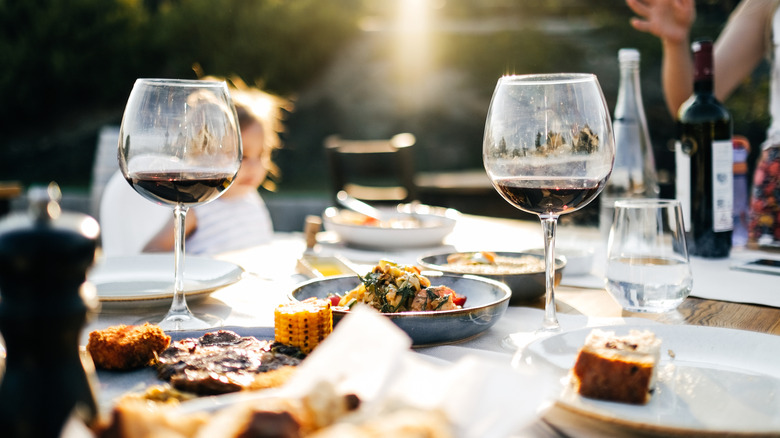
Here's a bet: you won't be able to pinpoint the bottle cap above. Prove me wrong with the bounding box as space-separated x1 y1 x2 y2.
618 48 640 63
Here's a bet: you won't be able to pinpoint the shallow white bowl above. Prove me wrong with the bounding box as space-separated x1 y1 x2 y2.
322 204 459 249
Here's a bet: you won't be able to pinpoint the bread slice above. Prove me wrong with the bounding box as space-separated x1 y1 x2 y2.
571 329 661 404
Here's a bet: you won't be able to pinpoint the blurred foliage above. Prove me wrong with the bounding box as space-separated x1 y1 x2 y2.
1 0 361 187
1 0 359 129
0 0 768 199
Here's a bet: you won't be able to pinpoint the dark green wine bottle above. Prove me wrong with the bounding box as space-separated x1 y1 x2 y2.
676 39 733 258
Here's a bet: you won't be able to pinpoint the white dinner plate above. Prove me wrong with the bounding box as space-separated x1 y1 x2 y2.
519 324 780 436
88 254 244 309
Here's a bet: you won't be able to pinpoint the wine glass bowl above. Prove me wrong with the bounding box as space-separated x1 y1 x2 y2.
483 73 615 343
118 78 242 331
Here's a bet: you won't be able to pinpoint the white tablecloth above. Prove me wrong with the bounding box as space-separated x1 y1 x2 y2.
81 224 780 438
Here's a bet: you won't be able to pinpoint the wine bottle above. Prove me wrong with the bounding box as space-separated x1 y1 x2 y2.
599 48 659 240
676 39 733 258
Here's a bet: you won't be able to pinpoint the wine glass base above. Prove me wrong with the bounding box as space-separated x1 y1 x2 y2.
501 325 562 351
136 311 222 332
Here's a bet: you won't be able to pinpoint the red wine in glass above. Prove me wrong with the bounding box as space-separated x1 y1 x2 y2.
127 171 234 207
494 177 608 216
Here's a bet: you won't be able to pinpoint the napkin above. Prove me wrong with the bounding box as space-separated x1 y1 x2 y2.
686 249 780 307
282 305 413 402
282 306 556 438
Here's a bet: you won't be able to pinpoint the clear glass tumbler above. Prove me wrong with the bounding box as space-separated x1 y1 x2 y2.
605 199 693 312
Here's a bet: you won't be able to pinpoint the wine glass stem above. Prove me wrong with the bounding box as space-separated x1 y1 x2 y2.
540 215 560 331
169 204 191 317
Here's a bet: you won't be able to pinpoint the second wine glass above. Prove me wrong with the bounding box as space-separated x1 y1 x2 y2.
118 78 242 331
483 73 615 347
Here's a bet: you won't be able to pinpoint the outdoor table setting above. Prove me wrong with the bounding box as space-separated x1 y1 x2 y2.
3 75 780 438
76 208 780 437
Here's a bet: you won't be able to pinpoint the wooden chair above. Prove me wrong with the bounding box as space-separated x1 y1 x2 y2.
324 133 417 205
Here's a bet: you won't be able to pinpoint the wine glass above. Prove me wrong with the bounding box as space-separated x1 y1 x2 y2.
483 73 615 348
118 78 242 331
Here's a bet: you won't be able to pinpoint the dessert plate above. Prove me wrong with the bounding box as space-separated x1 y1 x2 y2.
89 254 244 309
518 324 780 436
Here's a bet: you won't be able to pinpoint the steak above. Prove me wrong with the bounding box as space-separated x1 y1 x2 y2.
156 330 305 395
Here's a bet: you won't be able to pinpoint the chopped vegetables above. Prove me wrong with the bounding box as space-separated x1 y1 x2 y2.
337 260 465 313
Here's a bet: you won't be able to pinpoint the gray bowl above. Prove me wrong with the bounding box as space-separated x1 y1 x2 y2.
417 251 566 305
289 273 511 346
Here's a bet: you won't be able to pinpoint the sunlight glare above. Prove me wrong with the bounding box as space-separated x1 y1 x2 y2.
396 0 432 108
398 0 428 33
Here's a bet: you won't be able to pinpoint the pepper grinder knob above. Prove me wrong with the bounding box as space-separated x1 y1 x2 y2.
28 182 62 224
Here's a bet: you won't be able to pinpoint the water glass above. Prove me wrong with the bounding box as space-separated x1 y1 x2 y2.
605 199 692 312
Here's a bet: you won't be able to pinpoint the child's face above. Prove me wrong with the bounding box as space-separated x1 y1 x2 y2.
224 122 267 198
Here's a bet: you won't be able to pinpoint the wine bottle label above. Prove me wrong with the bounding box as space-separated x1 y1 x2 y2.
675 141 692 232
712 139 734 232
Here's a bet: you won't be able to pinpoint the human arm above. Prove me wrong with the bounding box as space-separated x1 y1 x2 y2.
712 0 773 103
626 0 697 115
626 0 772 115
142 211 198 252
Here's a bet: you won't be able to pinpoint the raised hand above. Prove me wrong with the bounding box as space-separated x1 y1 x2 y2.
626 0 695 45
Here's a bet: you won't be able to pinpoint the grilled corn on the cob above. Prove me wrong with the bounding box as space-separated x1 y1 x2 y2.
274 297 332 353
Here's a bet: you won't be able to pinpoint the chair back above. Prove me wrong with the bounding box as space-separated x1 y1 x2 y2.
324 133 417 204
90 125 121 217
99 170 170 256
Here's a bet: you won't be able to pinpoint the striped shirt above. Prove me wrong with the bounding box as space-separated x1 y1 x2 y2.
186 191 273 255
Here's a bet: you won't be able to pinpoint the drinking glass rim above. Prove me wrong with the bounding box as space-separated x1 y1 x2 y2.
498 73 597 85
134 78 226 88
614 198 681 209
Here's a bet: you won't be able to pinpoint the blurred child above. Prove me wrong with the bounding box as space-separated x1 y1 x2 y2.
143 79 291 255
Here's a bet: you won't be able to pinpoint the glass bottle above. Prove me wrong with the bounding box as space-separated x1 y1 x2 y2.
676 39 733 258
599 48 659 240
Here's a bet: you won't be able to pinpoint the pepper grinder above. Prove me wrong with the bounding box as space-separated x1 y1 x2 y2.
0 183 101 437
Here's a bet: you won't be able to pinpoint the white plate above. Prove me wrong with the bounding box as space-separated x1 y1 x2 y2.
520 324 780 436
322 205 458 249
89 254 244 308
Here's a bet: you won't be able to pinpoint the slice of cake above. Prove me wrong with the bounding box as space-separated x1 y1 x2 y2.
571 329 661 404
